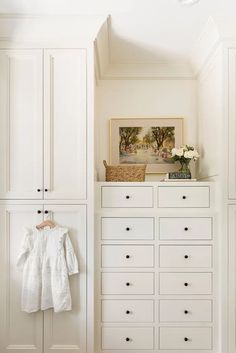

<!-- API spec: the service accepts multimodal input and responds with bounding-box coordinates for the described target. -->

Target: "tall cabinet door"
[228,49,236,199]
[44,49,87,200]
[229,205,236,353]
[0,50,43,199]
[43,204,86,353]
[0,204,43,353]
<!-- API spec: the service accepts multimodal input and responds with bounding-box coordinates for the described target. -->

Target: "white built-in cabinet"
[96,182,216,353]
[228,49,236,200]
[226,48,236,353]
[229,205,236,353]
[0,204,86,353]
[0,49,87,200]
[0,47,88,353]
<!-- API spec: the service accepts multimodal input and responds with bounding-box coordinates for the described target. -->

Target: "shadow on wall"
[108,16,192,65]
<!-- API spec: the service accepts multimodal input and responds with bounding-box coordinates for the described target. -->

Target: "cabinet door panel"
[43,205,86,353]
[44,50,87,200]
[229,50,236,199]
[229,205,236,353]
[0,205,43,352]
[0,50,43,199]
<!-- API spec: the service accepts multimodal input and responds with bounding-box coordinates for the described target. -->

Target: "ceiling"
[0,0,236,68]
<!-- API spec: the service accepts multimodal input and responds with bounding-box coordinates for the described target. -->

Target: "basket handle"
[103,160,108,168]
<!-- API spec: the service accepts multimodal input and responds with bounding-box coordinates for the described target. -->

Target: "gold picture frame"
[109,117,184,174]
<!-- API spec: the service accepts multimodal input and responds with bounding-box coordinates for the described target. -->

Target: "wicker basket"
[103,160,146,182]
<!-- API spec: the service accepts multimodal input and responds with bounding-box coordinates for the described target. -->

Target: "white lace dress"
[17,226,79,313]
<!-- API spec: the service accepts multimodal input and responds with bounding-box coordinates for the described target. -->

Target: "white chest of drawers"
[96,181,216,353]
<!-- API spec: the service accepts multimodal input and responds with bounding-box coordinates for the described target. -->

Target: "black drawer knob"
[184,282,189,286]
[126,255,130,259]
[126,195,130,199]
[126,337,130,342]
[37,210,42,214]
[126,310,130,314]
[184,310,189,314]
[45,188,48,192]
[184,255,189,259]
[45,210,49,214]
[184,337,189,342]
[184,227,188,231]
[126,282,130,286]
[126,227,130,231]
[182,195,187,199]
[37,189,41,192]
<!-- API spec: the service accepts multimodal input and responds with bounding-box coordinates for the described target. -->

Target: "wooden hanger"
[36,220,56,230]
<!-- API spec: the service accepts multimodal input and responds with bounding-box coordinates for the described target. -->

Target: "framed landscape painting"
[110,117,184,174]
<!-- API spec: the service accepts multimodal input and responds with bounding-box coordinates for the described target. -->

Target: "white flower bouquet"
[171,145,200,175]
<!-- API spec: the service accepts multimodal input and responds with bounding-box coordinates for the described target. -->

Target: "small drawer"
[159,245,212,268]
[101,217,154,240]
[102,327,154,350]
[159,273,212,295]
[159,300,212,322]
[101,186,153,208]
[159,327,212,350]
[158,186,210,208]
[102,300,154,323]
[102,245,154,268]
[159,217,212,240]
[102,272,154,295]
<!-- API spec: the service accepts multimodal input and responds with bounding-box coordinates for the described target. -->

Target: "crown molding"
[102,62,195,80]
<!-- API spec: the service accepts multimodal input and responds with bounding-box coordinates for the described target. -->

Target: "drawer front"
[159,327,212,350]
[158,186,210,208]
[101,217,154,240]
[159,273,212,295]
[159,245,212,268]
[102,300,154,323]
[159,300,212,322]
[101,186,153,208]
[102,272,154,295]
[102,327,154,350]
[159,217,212,240]
[102,245,154,268]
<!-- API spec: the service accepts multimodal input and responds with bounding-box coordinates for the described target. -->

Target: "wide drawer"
[159,245,212,268]
[102,327,154,350]
[102,245,154,267]
[159,273,212,295]
[101,217,154,240]
[101,186,153,208]
[158,186,210,208]
[159,327,212,350]
[102,272,154,295]
[159,300,212,322]
[102,299,154,323]
[159,217,212,240]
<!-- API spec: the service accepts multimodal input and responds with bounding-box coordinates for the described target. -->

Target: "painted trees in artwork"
[119,127,142,151]
[150,127,175,150]
[119,126,175,163]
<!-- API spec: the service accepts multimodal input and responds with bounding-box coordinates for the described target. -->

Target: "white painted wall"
[95,79,197,181]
